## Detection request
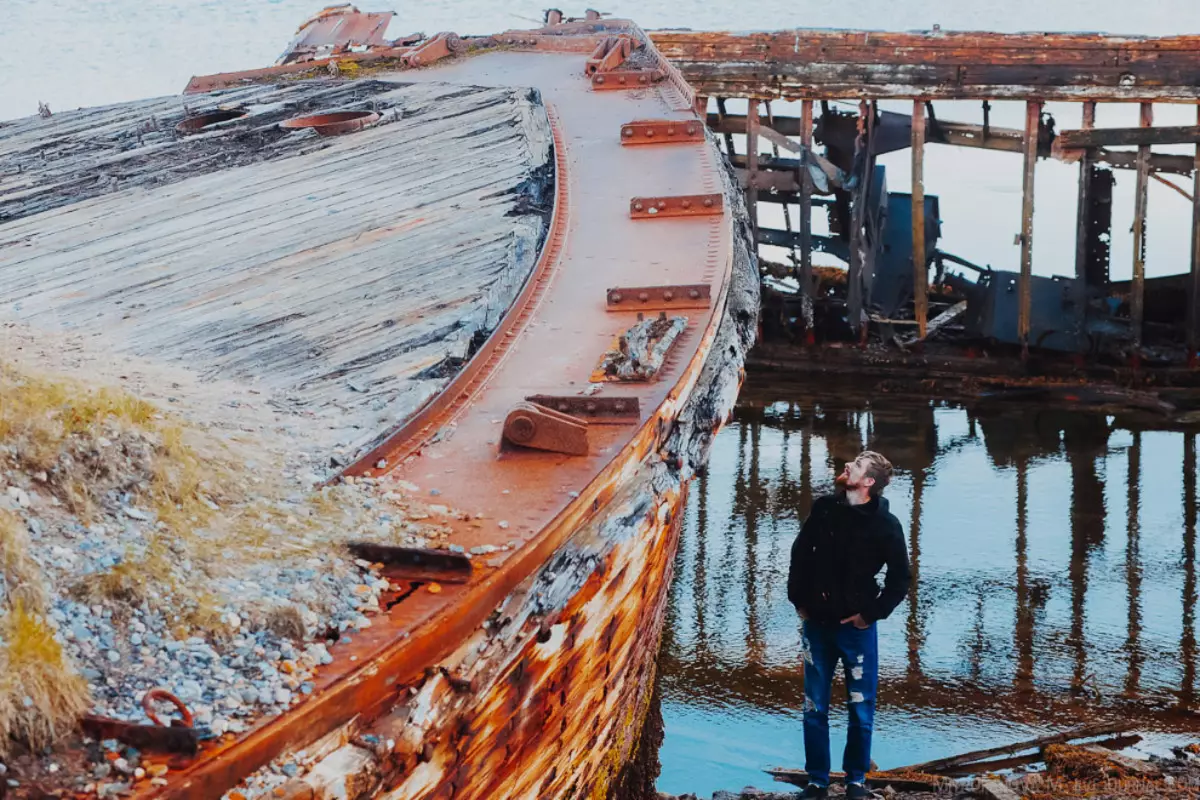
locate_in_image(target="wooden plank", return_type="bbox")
[1018,100,1041,356]
[912,99,928,339]
[766,768,944,792]
[979,779,1021,800]
[892,722,1133,774]
[1132,102,1153,350]
[1058,124,1200,148]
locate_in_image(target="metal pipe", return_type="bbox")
[1132,102,1153,352]
[1018,100,1042,357]
[912,99,928,340]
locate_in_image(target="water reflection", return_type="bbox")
[657,381,1200,794]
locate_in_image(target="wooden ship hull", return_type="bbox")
[0,8,757,799]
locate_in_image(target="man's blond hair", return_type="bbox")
[858,451,893,497]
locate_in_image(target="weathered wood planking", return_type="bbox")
[0,81,552,461]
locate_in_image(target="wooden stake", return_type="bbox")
[1190,102,1200,366]
[800,99,815,338]
[1132,102,1152,351]
[912,100,928,339]
[1073,101,1096,346]
[746,98,760,245]
[1018,100,1042,357]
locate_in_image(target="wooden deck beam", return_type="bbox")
[1132,103,1153,350]
[1190,104,1200,364]
[652,29,1200,101]
[1059,124,1200,148]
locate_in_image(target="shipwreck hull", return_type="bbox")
[0,10,758,799]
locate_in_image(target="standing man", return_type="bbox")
[787,451,911,799]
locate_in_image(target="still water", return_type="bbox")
[657,379,1200,795]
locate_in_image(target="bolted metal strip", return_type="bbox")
[606,284,711,311]
[629,194,722,219]
[591,69,664,90]
[525,395,641,422]
[619,119,704,145]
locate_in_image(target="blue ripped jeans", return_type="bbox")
[801,619,878,786]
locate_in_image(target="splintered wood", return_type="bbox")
[592,315,688,382]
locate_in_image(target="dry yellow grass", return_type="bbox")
[1,508,48,612]
[0,602,90,757]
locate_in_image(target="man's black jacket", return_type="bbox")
[787,493,911,624]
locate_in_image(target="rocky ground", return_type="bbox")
[655,743,1200,799]
[0,324,498,797]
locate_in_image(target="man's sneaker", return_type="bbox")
[800,784,828,799]
[845,782,872,799]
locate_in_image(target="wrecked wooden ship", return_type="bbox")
[0,7,756,799]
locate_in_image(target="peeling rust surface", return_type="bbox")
[278,6,394,65]
[650,29,1200,101]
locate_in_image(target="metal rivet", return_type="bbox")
[663,291,674,301]
[638,75,647,83]
[681,200,691,208]
[595,75,606,84]
[688,289,700,299]
[645,129,654,137]
[611,292,623,303]
[667,127,676,136]
[622,128,633,137]
[647,207,658,214]
[657,200,666,209]
[586,402,597,412]
[614,401,626,410]
[686,124,696,134]
[618,76,627,84]
[638,292,650,301]
[633,202,643,211]
[703,198,714,207]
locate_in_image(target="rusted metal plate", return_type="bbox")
[525,394,641,422]
[629,194,722,218]
[606,284,711,310]
[591,69,664,90]
[619,119,704,145]
[345,543,474,583]
[502,401,590,455]
[278,7,393,64]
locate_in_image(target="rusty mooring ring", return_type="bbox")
[280,110,381,137]
[142,688,194,728]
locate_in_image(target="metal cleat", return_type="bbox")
[503,401,589,455]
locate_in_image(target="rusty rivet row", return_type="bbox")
[605,284,712,311]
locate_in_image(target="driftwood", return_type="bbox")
[765,768,946,792]
[979,779,1022,800]
[942,733,1142,775]
[596,315,688,381]
[1081,745,1161,777]
[892,721,1133,775]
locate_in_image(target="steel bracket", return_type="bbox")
[620,119,704,145]
[629,194,723,219]
[525,394,641,422]
[606,284,711,311]
[585,35,632,75]
[81,715,200,756]
[591,69,664,90]
[502,401,589,455]
[403,32,465,67]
